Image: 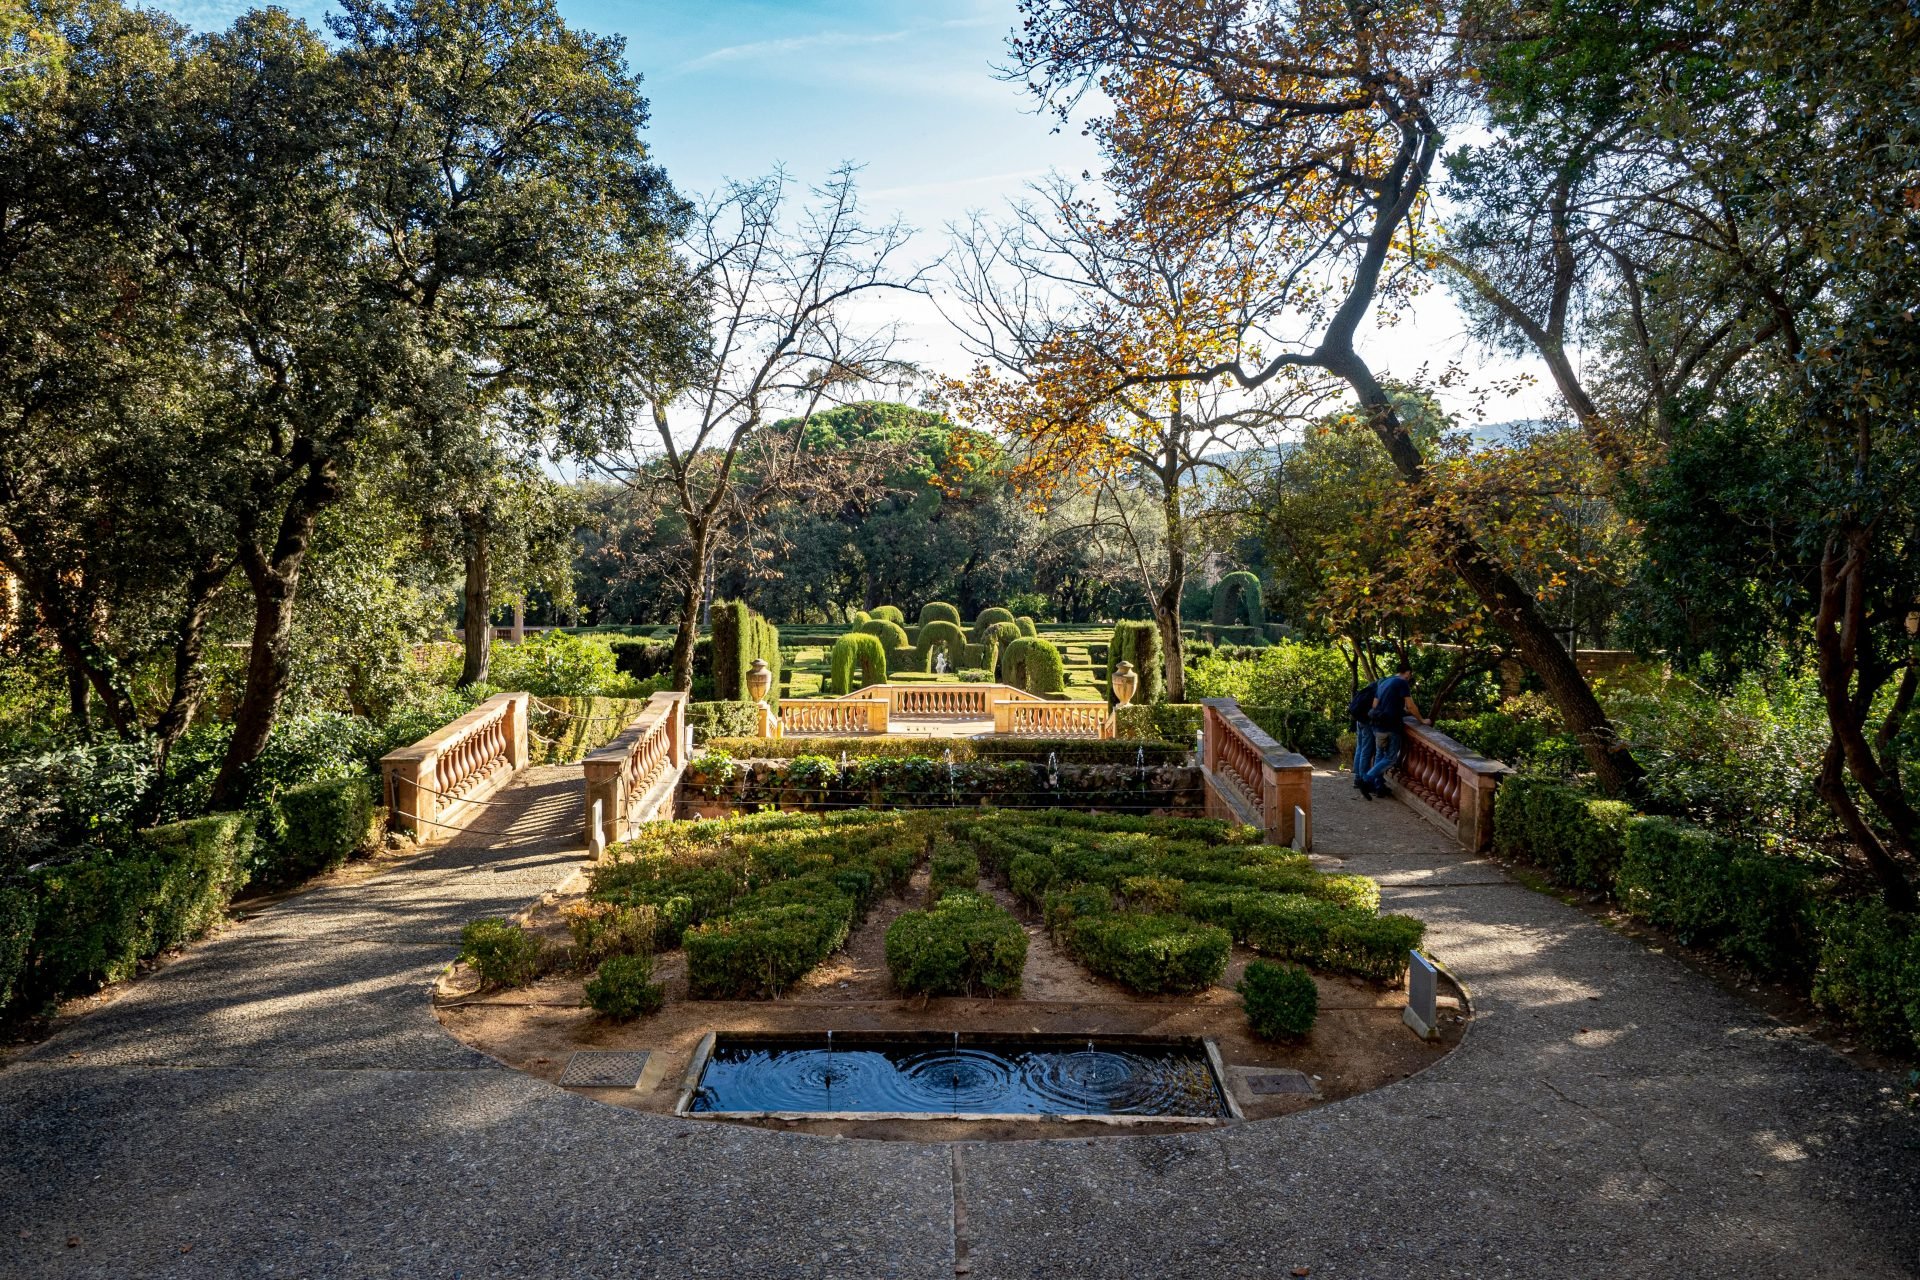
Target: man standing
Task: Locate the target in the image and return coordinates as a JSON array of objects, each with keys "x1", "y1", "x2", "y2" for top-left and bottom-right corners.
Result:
[
  {"x1": 1346, "y1": 675, "x2": 1380, "y2": 793},
  {"x1": 1358, "y1": 659, "x2": 1423, "y2": 798}
]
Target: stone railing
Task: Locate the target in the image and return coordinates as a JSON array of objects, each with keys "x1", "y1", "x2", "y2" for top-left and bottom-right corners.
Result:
[
  {"x1": 584, "y1": 691, "x2": 690, "y2": 852},
  {"x1": 838, "y1": 683, "x2": 1049, "y2": 719},
  {"x1": 992, "y1": 700, "x2": 1115, "y2": 739},
  {"x1": 1199, "y1": 698, "x2": 1311, "y2": 850},
  {"x1": 1386, "y1": 719, "x2": 1509, "y2": 852},
  {"x1": 381, "y1": 692, "x2": 529, "y2": 843},
  {"x1": 774, "y1": 697, "x2": 889, "y2": 737}
]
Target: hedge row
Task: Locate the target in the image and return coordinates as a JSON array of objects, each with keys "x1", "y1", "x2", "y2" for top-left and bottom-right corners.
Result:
[
  {"x1": 1112, "y1": 701, "x2": 1342, "y2": 759},
  {"x1": 828, "y1": 632, "x2": 888, "y2": 694},
  {"x1": 261, "y1": 777, "x2": 378, "y2": 887},
  {"x1": 1000, "y1": 637, "x2": 1067, "y2": 695},
  {"x1": 885, "y1": 890, "x2": 1027, "y2": 996},
  {"x1": 1108, "y1": 620, "x2": 1165, "y2": 705},
  {"x1": 699, "y1": 736, "x2": 1190, "y2": 765},
  {"x1": 688, "y1": 701, "x2": 762, "y2": 743},
  {"x1": 1041, "y1": 884, "x2": 1230, "y2": 993},
  {"x1": 684, "y1": 752, "x2": 1203, "y2": 814},
  {"x1": 529, "y1": 696, "x2": 648, "y2": 766},
  {"x1": 710, "y1": 600, "x2": 781, "y2": 701},
  {"x1": 1493, "y1": 776, "x2": 1917, "y2": 1052}
]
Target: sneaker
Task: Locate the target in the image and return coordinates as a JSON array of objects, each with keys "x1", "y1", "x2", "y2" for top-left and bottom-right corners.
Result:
[{"x1": 1360, "y1": 784, "x2": 1375, "y2": 801}]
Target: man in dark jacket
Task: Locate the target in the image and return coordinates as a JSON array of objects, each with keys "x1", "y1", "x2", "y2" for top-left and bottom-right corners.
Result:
[
  {"x1": 1347, "y1": 677, "x2": 1379, "y2": 792},
  {"x1": 1358, "y1": 659, "x2": 1423, "y2": 797}
]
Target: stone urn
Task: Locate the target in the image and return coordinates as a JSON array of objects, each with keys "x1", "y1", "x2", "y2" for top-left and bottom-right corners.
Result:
[
  {"x1": 1110, "y1": 660, "x2": 1139, "y2": 707},
  {"x1": 745, "y1": 657, "x2": 774, "y2": 704}
]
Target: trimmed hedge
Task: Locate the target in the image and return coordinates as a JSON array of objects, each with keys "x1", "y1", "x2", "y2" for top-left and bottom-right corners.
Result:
[
  {"x1": 585, "y1": 953, "x2": 665, "y2": 1019},
  {"x1": 1179, "y1": 886, "x2": 1423, "y2": 982},
  {"x1": 928, "y1": 844, "x2": 981, "y2": 900},
  {"x1": 688, "y1": 701, "x2": 761, "y2": 744},
  {"x1": 1008, "y1": 852, "x2": 1058, "y2": 908},
  {"x1": 685, "y1": 895, "x2": 854, "y2": 999},
  {"x1": 885, "y1": 890, "x2": 1027, "y2": 996},
  {"x1": 1015, "y1": 616, "x2": 1038, "y2": 637},
  {"x1": 1000, "y1": 636, "x2": 1067, "y2": 695},
  {"x1": 828, "y1": 632, "x2": 889, "y2": 694},
  {"x1": 914, "y1": 619, "x2": 971, "y2": 671},
  {"x1": 700, "y1": 736, "x2": 1191, "y2": 766},
  {"x1": 25, "y1": 813, "x2": 256, "y2": 1001},
  {"x1": 460, "y1": 917, "x2": 543, "y2": 989},
  {"x1": 973, "y1": 606, "x2": 1016, "y2": 643},
  {"x1": 1239, "y1": 959, "x2": 1317, "y2": 1039},
  {"x1": 1211, "y1": 571, "x2": 1266, "y2": 629},
  {"x1": 264, "y1": 777, "x2": 376, "y2": 887},
  {"x1": 919, "y1": 601, "x2": 962, "y2": 627},
  {"x1": 869, "y1": 605, "x2": 905, "y2": 626},
  {"x1": 1491, "y1": 776, "x2": 1632, "y2": 892},
  {"x1": 1115, "y1": 703, "x2": 1204, "y2": 744},
  {"x1": 1108, "y1": 620, "x2": 1165, "y2": 704},
  {"x1": 1811, "y1": 902, "x2": 1920, "y2": 1054},
  {"x1": 982, "y1": 620, "x2": 1021, "y2": 666},
  {"x1": 0, "y1": 886, "x2": 35, "y2": 1009},
  {"x1": 609, "y1": 637, "x2": 672, "y2": 680},
  {"x1": 856, "y1": 618, "x2": 911, "y2": 651},
  {"x1": 1061, "y1": 911, "x2": 1231, "y2": 994},
  {"x1": 710, "y1": 599, "x2": 781, "y2": 700},
  {"x1": 530, "y1": 695, "x2": 650, "y2": 765}
]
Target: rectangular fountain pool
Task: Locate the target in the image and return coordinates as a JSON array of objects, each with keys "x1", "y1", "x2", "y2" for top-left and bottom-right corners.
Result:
[{"x1": 679, "y1": 1031, "x2": 1233, "y2": 1120}]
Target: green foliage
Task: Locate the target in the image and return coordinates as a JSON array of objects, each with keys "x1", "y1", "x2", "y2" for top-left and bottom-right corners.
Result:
[
  {"x1": 584, "y1": 953, "x2": 665, "y2": 1019},
  {"x1": 1015, "y1": 616, "x2": 1039, "y2": 637},
  {"x1": 1060, "y1": 911, "x2": 1231, "y2": 994},
  {"x1": 687, "y1": 701, "x2": 762, "y2": 744},
  {"x1": 263, "y1": 777, "x2": 376, "y2": 887},
  {"x1": 1000, "y1": 637, "x2": 1067, "y2": 695},
  {"x1": 1438, "y1": 692, "x2": 1579, "y2": 772},
  {"x1": 828, "y1": 632, "x2": 888, "y2": 695},
  {"x1": 868, "y1": 605, "x2": 905, "y2": 625},
  {"x1": 856, "y1": 618, "x2": 911, "y2": 651},
  {"x1": 1114, "y1": 703, "x2": 1205, "y2": 745},
  {"x1": 928, "y1": 843, "x2": 981, "y2": 901},
  {"x1": 1186, "y1": 642, "x2": 1347, "y2": 735},
  {"x1": 0, "y1": 885, "x2": 36, "y2": 1009},
  {"x1": 529, "y1": 696, "x2": 652, "y2": 765},
  {"x1": 1180, "y1": 887, "x2": 1422, "y2": 982},
  {"x1": 609, "y1": 637, "x2": 673, "y2": 681},
  {"x1": 1007, "y1": 852, "x2": 1058, "y2": 908},
  {"x1": 914, "y1": 619, "x2": 971, "y2": 671},
  {"x1": 1238, "y1": 959, "x2": 1318, "y2": 1040},
  {"x1": 973, "y1": 606, "x2": 1016, "y2": 643},
  {"x1": 486, "y1": 632, "x2": 625, "y2": 698},
  {"x1": 1108, "y1": 620, "x2": 1165, "y2": 704},
  {"x1": 1042, "y1": 882, "x2": 1115, "y2": 936},
  {"x1": 982, "y1": 620, "x2": 1022, "y2": 664},
  {"x1": 1811, "y1": 902, "x2": 1920, "y2": 1055},
  {"x1": 459, "y1": 918, "x2": 544, "y2": 990},
  {"x1": 700, "y1": 736, "x2": 1189, "y2": 766},
  {"x1": 1615, "y1": 816, "x2": 1818, "y2": 972},
  {"x1": 1491, "y1": 777, "x2": 1634, "y2": 892},
  {"x1": 919, "y1": 601, "x2": 962, "y2": 627},
  {"x1": 564, "y1": 901, "x2": 659, "y2": 968},
  {"x1": 885, "y1": 890, "x2": 1027, "y2": 996},
  {"x1": 1211, "y1": 571, "x2": 1266, "y2": 628},
  {"x1": 685, "y1": 895, "x2": 854, "y2": 999},
  {"x1": 710, "y1": 600, "x2": 782, "y2": 701}
]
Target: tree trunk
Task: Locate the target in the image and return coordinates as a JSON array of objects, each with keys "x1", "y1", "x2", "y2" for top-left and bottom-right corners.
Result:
[
  {"x1": 61, "y1": 647, "x2": 91, "y2": 738},
  {"x1": 669, "y1": 523, "x2": 710, "y2": 693},
  {"x1": 1158, "y1": 479, "x2": 1187, "y2": 704},
  {"x1": 152, "y1": 563, "x2": 229, "y2": 765},
  {"x1": 459, "y1": 511, "x2": 492, "y2": 688}
]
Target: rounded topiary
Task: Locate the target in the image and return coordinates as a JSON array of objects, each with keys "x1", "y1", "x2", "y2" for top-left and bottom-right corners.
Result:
[
  {"x1": 828, "y1": 631, "x2": 888, "y2": 694},
  {"x1": 459, "y1": 918, "x2": 544, "y2": 989},
  {"x1": 919, "y1": 601, "x2": 963, "y2": 627},
  {"x1": 981, "y1": 620, "x2": 1020, "y2": 671},
  {"x1": 857, "y1": 618, "x2": 911, "y2": 651},
  {"x1": 1238, "y1": 959, "x2": 1318, "y2": 1040},
  {"x1": 869, "y1": 605, "x2": 905, "y2": 625},
  {"x1": 973, "y1": 606, "x2": 1016, "y2": 643},
  {"x1": 1212, "y1": 571, "x2": 1266, "y2": 629},
  {"x1": 914, "y1": 619, "x2": 969, "y2": 671},
  {"x1": 885, "y1": 891, "x2": 1027, "y2": 997},
  {"x1": 585, "y1": 953, "x2": 666, "y2": 1020},
  {"x1": 1000, "y1": 636, "x2": 1066, "y2": 694},
  {"x1": 1107, "y1": 620, "x2": 1165, "y2": 704},
  {"x1": 1015, "y1": 616, "x2": 1038, "y2": 637},
  {"x1": 850, "y1": 609, "x2": 870, "y2": 625}
]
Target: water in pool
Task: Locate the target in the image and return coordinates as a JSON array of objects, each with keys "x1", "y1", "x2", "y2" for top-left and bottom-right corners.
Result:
[{"x1": 687, "y1": 1035, "x2": 1228, "y2": 1117}]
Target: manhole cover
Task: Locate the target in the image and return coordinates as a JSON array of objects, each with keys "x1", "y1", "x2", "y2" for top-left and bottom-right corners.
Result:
[
  {"x1": 558, "y1": 1051, "x2": 650, "y2": 1089},
  {"x1": 1242, "y1": 1069, "x2": 1316, "y2": 1097}
]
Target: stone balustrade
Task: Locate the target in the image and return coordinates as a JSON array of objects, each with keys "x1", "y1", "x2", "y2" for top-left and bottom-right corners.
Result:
[
  {"x1": 775, "y1": 697, "x2": 890, "y2": 736},
  {"x1": 991, "y1": 700, "x2": 1114, "y2": 739},
  {"x1": 583, "y1": 691, "x2": 690, "y2": 852},
  {"x1": 1199, "y1": 698, "x2": 1312, "y2": 850},
  {"x1": 836, "y1": 683, "x2": 1050, "y2": 719},
  {"x1": 380, "y1": 692, "x2": 529, "y2": 843},
  {"x1": 1386, "y1": 719, "x2": 1509, "y2": 852}
]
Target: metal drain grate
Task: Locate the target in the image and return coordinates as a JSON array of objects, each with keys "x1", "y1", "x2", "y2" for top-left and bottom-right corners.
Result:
[
  {"x1": 1242, "y1": 1068, "x2": 1317, "y2": 1096},
  {"x1": 558, "y1": 1050, "x2": 650, "y2": 1089}
]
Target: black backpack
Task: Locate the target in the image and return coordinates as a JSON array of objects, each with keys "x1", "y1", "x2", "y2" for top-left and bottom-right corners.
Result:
[{"x1": 1345, "y1": 681, "x2": 1378, "y2": 723}]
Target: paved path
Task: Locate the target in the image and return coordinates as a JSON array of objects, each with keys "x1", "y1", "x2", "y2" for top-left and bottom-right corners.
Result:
[{"x1": 3, "y1": 767, "x2": 1916, "y2": 1279}]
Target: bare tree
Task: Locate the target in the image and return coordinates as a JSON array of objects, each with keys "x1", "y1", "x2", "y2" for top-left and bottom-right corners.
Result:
[{"x1": 590, "y1": 167, "x2": 928, "y2": 691}]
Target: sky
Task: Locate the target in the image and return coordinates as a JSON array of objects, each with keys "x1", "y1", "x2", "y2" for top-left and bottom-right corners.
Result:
[{"x1": 156, "y1": 0, "x2": 1557, "y2": 425}]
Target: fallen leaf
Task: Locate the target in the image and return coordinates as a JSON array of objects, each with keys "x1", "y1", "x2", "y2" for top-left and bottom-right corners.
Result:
[
  {"x1": 67, "y1": 1236, "x2": 80, "y2": 1248},
  {"x1": 180, "y1": 1244, "x2": 194, "y2": 1254},
  {"x1": 1292, "y1": 1268, "x2": 1311, "y2": 1277}
]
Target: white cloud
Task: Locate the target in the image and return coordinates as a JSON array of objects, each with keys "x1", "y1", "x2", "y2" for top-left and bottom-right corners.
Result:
[{"x1": 682, "y1": 29, "x2": 913, "y2": 72}]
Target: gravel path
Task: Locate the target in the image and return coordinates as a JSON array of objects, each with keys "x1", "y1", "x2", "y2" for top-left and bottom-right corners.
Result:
[{"x1": 2, "y1": 765, "x2": 1915, "y2": 1279}]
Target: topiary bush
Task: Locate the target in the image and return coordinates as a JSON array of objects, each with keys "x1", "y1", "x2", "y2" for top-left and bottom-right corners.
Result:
[
  {"x1": 584, "y1": 952, "x2": 665, "y2": 1019},
  {"x1": 1211, "y1": 570, "x2": 1266, "y2": 628},
  {"x1": 885, "y1": 890, "x2": 1027, "y2": 996},
  {"x1": 973, "y1": 606, "x2": 1016, "y2": 644},
  {"x1": 857, "y1": 618, "x2": 911, "y2": 652},
  {"x1": 869, "y1": 605, "x2": 905, "y2": 625},
  {"x1": 1239, "y1": 959, "x2": 1318, "y2": 1039},
  {"x1": 914, "y1": 619, "x2": 970, "y2": 672},
  {"x1": 1061, "y1": 911, "x2": 1231, "y2": 994},
  {"x1": 1000, "y1": 637, "x2": 1067, "y2": 695},
  {"x1": 563, "y1": 901, "x2": 659, "y2": 968},
  {"x1": 1015, "y1": 616, "x2": 1038, "y2": 637},
  {"x1": 1108, "y1": 620, "x2": 1165, "y2": 704},
  {"x1": 1811, "y1": 901, "x2": 1920, "y2": 1054},
  {"x1": 828, "y1": 632, "x2": 889, "y2": 694},
  {"x1": 709, "y1": 600, "x2": 782, "y2": 700},
  {"x1": 928, "y1": 844, "x2": 981, "y2": 900},
  {"x1": 460, "y1": 918, "x2": 544, "y2": 989},
  {"x1": 263, "y1": 777, "x2": 376, "y2": 887},
  {"x1": 684, "y1": 895, "x2": 855, "y2": 999},
  {"x1": 981, "y1": 620, "x2": 1021, "y2": 669},
  {"x1": 919, "y1": 601, "x2": 963, "y2": 627},
  {"x1": 1008, "y1": 852, "x2": 1058, "y2": 908}
]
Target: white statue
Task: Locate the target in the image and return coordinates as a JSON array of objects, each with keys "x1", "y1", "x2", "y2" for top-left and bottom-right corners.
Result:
[{"x1": 934, "y1": 650, "x2": 949, "y2": 675}]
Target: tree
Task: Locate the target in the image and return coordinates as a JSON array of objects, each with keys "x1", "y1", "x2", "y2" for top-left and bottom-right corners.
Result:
[
  {"x1": 942, "y1": 176, "x2": 1330, "y2": 701},
  {"x1": 586, "y1": 168, "x2": 924, "y2": 691},
  {"x1": 1008, "y1": 0, "x2": 1645, "y2": 793}
]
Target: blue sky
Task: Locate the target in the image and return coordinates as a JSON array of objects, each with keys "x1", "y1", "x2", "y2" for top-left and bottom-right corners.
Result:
[{"x1": 154, "y1": 0, "x2": 1550, "y2": 422}]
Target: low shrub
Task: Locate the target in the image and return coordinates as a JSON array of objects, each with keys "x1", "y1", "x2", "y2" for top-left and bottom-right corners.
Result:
[
  {"x1": 1007, "y1": 852, "x2": 1058, "y2": 907},
  {"x1": 687, "y1": 701, "x2": 761, "y2": 744},
  {"x1": 563, "y1": 901, "x2": 659, "y2": 968},
  {"x1": 0, "y1": 885, "x2": 36, "y2": 1009},
  {"x1": 1000, "y1": 637, "x2": 1067, "y2": 695},
  {"x1": 1062, "y1": 911, "x2": 1231, "y2": 994},
  {"x1": 1114, "y1": 703, "x2": 1204, "y2": 745},
  {"x1": 698, "y1": 736, "x2": 1190, "y2": 766},
  {"x1": 460, "y1": 918, "x2": 544, "y2": 989},
  {"x1": 1183, "y1": 888, "x2": 1422, "y2": 982},
  {"x1": 1239, "y1": 959, "x2": 1318, "y2": 1039},
  {"x1": 1811, "y1": 901, "x2": 1920, "y2": 1054},
  {"x1": 1118, "y1": 874, "x2": 1183, "y2": 912},
  {"x1": 1492, "y1": 776, "x2": 1632, "y2": 891},
  {"x1": 487, "y1": 631, "x2": 624, "y2": 698},
  {"x1": 885, "y1": 891, "x2": 1027, "y2": 996},
  {"x1": 919, "y1": 601, "x2": 963, "y2": 627},
  {"x1": 868, "y1": 605, "x2": 906, "y2": 626},
  {"x1": 684, "y1": 893, "x2": 854, "y2": 999},
  {"x1": 1042, "y1": 881, "x2": 1113, "y2": 937},
  {"x1": 928, "y1": 845, "x2": 980, "y2": 900},
  {"x1": 264, "y1": 777, "x2": 376, "y2": 886},
  {"x1": 584, "y1": 953, "x2": 665, "y2": 1019}
]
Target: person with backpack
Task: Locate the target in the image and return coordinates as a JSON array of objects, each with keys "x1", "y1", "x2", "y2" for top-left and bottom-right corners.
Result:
[
  {"x1": 1358, "y1": 658, "x2": 1423, "y2": 799},
  {"x1": 1346, "y1": 675, "x2": 1379, "y2": 792}
]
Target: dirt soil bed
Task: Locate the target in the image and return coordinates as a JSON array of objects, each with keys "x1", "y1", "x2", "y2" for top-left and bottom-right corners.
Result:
[{"x1": 434, "y1": 867, "x2": 1468, "y2": 1141}]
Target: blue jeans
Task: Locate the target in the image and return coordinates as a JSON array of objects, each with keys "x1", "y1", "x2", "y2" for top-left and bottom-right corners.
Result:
[
  {"x1": 1360, "y1": 726, "x2": 1404, "y2": 789},
  {"x1": 1351, "y1": 720, "x2": 1375, "y2": 780}
]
